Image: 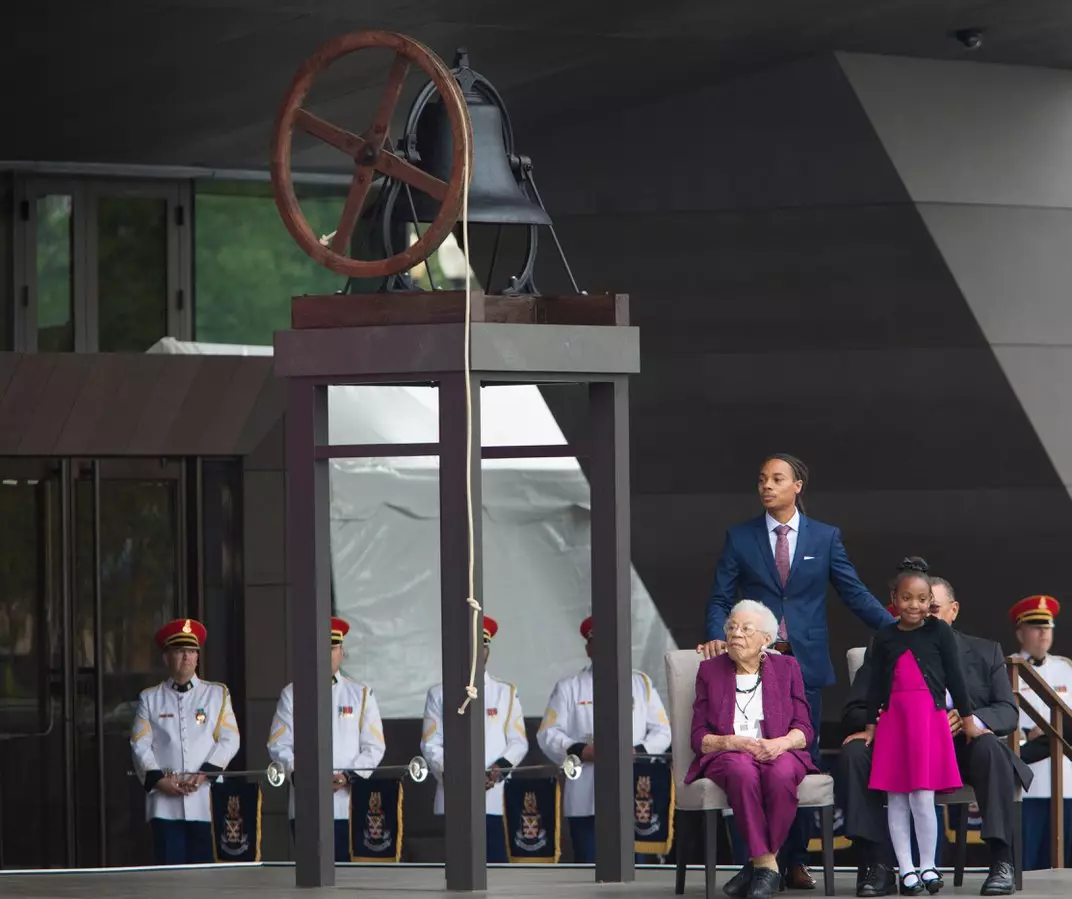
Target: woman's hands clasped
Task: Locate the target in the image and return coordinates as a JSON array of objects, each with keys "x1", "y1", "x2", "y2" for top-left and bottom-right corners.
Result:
[{"x1": 732, "y1": 735, "x2": 790, "y2": 762}]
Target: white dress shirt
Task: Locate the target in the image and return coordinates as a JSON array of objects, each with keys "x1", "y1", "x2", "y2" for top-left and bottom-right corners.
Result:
[
  {"x1": 130, "y1": 676, "x2": 241, "y2": 822},
  {"x1": 421, "y1": 672, "x2": 530, "y2": 816},
  {"x1": 732, "y1": 673, "x2": 764, "y2": 740},
  {"x1": 537, "y1": 666, "x2": 672, "y2": 818},
  {"x1": 267, "y1": 675, "x2": 387, "y2": 820},
  {"x1": 766, "y1": 509, "x2": 800, "y2": 562}
]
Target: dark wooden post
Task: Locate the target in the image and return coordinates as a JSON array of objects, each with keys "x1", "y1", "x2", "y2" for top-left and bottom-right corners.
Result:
[
  {"x1": 287, "y1": 382, "x2": 335, "y2": 886},
  {"x1": 439, "y1": 373, "x2": 487, "y2": 889},
  {"x1": 589, "y1": 377, "x2": 634, "y2": 882}
]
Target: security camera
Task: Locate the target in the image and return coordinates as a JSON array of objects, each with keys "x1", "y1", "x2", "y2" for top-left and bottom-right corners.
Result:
[{"x1": 954, "y1": 28, "x2": 983, "y2": 50}]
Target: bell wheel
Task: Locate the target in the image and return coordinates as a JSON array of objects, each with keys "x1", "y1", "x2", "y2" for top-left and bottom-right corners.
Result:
[{"x1": 270, "y1": 31, "x2": 473, "y2": 280}]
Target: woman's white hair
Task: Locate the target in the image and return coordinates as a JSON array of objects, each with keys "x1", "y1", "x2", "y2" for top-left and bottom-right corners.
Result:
[{"x1": 728, "y1": 599, "x2": 779, "y2": 641}]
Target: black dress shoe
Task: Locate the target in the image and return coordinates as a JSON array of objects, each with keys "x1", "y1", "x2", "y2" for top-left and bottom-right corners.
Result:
[
  {"x1": 724, "y1": 864, "x2": 754, "y2": 898},
  {"x1": 920, "y1": 869, "x2": 943, "y2": 895},
  {"x1": 747, "y1": 867, "x2": 784, "y2": 899},
  {"x1": 857, "y1": 863, "x2": 894, "y2": 897},
  {"x1": 899, "y1": 872, "x2": 924, "y2": 896},
  {"x1": 980, "y1": 862, "x2": 1015, "y2": 896}
]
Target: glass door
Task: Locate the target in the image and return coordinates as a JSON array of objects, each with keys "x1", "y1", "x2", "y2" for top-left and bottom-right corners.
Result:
[
  {"x1": 72, "y1": 460, "x2": 184, "y2": 867},
  {"x1": 0, "y1": 459, "x2": 185, "y2": 869},
  {"x1": 13, "y1": 176, "x2": 191, "y2": 353},
  {"x1": 0, "y1": 461, "x2": 65, "y2": 868},
  {"x1": 16, "y1": 179, "x2": 87, "y2": 352},
  {"x1": 86, "y1": 182, "x2": 189, "y2": 352}
]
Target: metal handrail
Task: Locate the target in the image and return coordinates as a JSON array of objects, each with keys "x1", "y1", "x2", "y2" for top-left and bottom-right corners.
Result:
[{"x1": 1007, "y1": 657, "x2": 1072, "y2": 868}]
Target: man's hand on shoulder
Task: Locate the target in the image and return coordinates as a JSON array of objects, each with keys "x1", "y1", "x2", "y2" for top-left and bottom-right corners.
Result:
[{"x1": 697, "y1": 640, "x2": 727, "y2": 659}]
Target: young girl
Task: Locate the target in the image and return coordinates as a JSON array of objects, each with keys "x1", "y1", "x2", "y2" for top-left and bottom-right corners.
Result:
[{"x1": 866, "y1": 557, "x2": 978, "y2": 895}]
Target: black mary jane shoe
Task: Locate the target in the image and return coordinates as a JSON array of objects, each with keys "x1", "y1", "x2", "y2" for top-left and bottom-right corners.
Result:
[
  {"x1": 746, "y1": 867, "x2": 783, "y2": 899},
  {"x1": 724, "y1": 863, "x2": 754, "y2": 899},
  {"x1": 919, "y1": 869, "x2": 943, "y2": 895},
  {"x1": 899, "y1": 872, "x2": 925, "y2": 896}
]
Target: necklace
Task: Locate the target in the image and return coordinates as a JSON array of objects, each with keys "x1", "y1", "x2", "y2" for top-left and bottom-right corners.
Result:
[{"x1": 734, "y1": 666, "x2": 762, "y2": 721}]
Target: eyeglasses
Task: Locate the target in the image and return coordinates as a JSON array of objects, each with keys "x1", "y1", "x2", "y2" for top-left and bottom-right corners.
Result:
[{"x1": 724, "y1": 623, "x2": 759, "y2": 637}]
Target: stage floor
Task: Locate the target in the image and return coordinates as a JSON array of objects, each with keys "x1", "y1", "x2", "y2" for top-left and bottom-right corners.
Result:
[{"x1": 2, "y1": 865, "x2": 1072, "y2": 898}]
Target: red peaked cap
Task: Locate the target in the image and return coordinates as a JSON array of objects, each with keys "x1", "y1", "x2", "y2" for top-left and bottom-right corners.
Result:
[
  {"x1": 1010, "y1": 595, "x2": 1060, "y2": 627},
  {"x1": 331, "y1": 617, "x2": 350, "y2": 645},
  {"x1": 580, "y1": 616, "x2": 593, "y2": 640},
  {"x1": 483, "y1": 616, "x2": 498, "y2": 644},
  {"x1": 155, "y1": 618, "x2": 207, "y2": 650}
]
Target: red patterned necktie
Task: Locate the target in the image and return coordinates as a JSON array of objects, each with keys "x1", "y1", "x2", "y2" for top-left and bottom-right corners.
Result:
[{"x1": 774, "y1": 524, "x2": 791, "y2": 641}]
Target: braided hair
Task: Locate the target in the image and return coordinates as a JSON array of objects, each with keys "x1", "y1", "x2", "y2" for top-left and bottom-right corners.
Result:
[
  {"x1": 762, "y1": 453, "x2": 810, "y2": 514},
  {"x1": 890, "y1": 555, "x2": 931, "y2": 594}
]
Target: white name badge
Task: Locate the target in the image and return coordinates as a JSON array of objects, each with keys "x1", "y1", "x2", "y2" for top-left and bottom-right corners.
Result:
[{"x1": 734, "y1": 718, "x2": 762, "y2": 740}]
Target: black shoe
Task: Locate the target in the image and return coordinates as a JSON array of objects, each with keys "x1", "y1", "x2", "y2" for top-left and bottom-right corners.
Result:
[
  {"x1": 920, "y1": 869, "x2": 943, "y2": 895},
  {"x1": 980, "y1": 862, "x2": 1014, "y2": 896},
  {"x1": 899, "y1": 872, "x2": 924, "y2": 896},
  {"x1": 747, "y1": 867, "x2": 783, "y2": 899},
  {"x1": 724, "y1": 864, "x2": 754, "y2": 898},
  {"x1": 857, "y1": 863, "x2": 895, "y2": 897}
]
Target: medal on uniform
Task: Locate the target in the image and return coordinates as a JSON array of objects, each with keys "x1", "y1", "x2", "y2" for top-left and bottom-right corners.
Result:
[
  {"x1": 195, "y1": 708, "x2": 207, "y2": 725},
  {"x1": 487, "y1": 707, "x2": 498, "y2": 717},
  {"x1": 339, "y1": 705, "x2": 354, "y2": 718}
]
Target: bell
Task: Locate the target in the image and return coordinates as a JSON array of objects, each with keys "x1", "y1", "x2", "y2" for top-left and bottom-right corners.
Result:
[{"x1": 402, "y1": 89, "x2": 552, "y2": 226}]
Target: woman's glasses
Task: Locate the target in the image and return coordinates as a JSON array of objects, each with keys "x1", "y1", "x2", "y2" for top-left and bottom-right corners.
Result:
[{"x1": 723, "y1": 623, "x2": 759, "y2": 637}]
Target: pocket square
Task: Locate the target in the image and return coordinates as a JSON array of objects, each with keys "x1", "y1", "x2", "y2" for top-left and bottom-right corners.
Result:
[{"x1": 803, "y1": 555, "x2": 816, "y2": 560}]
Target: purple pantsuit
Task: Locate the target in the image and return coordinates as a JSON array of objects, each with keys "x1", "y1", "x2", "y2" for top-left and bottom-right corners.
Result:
[{"x1": 684, "y1": 653, "x2": 817, "y2": 859}]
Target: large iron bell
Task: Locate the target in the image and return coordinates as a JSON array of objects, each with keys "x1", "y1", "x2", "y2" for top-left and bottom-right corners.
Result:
[{"x1": 402, "y1": 89, "x2": 552, "y2": 226}]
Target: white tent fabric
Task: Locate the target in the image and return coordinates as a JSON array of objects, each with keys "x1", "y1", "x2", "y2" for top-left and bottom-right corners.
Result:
[{"x1": 149, "y1": 339, "x2": 679, "y2": 718}]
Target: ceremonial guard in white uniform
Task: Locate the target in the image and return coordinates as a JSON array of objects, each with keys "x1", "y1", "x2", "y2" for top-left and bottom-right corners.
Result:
[
  {"x1": 1011, "y1": 595, "x2": 1072, "y2": 869},
  {"x1": 421, "y1": 616, "x2": 529, "y2": 863},
  {"x1": 268, "y1": 617, "x2": 386, "y2": 862},
  {"x1": 130, "y1": 618, "x2": 241, "y2": 865},
  {"x1": 537, "y1": 616, "x2": 672, "y2": 862}
]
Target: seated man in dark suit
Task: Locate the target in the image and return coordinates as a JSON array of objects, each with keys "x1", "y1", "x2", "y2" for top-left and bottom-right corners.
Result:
[{"x1": 839, "y1": 577, "x2": 1032, "y2": 897}]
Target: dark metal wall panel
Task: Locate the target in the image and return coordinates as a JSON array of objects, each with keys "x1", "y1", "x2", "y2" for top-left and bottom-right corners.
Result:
[
  {"x1": 235, "y1": 383, "x2": 287, "y2": 460},
  {"x1": 0, "y1": 355, "x2": 57, "y2": 453},
  {"x1": 124, "y1": 356, "x2": 204, "y2": 455},
  {"x1": 162, "y1": 357, "x2": 244, "y2": 454},
  {"x1": 0, "y1": 352, "x2": 279, "y2": 457},
  {"x1": 15, "y1": 354, "x2": 93, "y2": 454},
  {"x1": 212, "y1": 360, "x2": 276, "y2": 455}
]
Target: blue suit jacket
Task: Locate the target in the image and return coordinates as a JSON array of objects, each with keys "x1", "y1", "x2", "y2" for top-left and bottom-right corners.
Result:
[{"x1": 704, "y1": 514, "x2": 893, "y2": 688}]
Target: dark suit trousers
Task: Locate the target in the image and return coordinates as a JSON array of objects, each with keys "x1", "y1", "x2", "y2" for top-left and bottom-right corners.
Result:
[{"x1": 839, "y1": 732, "x2": 1015, "y2": 850}]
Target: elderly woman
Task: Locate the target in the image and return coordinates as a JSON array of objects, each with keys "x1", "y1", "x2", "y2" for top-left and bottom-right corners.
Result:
[{"x1": 685, "y1": 600, "x2": 817, "y2": 899}]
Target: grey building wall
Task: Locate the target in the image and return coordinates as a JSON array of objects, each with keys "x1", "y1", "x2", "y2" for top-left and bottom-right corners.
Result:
[
  {"x1": 840, "y1": 52, "x2": 1072, "y2": 502},
  {"x1": 521, "y1": 52, "x2": 1072, "y2": 732}
]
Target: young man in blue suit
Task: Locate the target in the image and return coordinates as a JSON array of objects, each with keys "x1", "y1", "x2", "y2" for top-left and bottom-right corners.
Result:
[{"x1": 698, "y1": 453, "x2": 893, "y2": 888}]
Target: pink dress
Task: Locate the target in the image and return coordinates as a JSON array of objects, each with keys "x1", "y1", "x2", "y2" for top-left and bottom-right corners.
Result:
[{"x1": 869, "y1": 651, "x2": 962, "y2": 793}]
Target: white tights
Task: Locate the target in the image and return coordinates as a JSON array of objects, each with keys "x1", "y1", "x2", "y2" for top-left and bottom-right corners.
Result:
[{"x1": 887, "y1": 791, "x2": 939, "y2": 885}]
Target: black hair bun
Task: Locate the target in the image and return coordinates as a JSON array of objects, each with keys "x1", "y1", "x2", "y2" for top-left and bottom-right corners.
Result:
[{"x1": 897, "y1": 556, "x2": 929, "y2": 574}]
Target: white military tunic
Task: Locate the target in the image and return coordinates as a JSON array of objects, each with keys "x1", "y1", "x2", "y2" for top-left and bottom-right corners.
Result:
[
  {"x1": 130, "y1": 676, "x2": 240, "y2": 822},
  {"x1": 1017, "y1": 650, "x2": 1072, "y2": 799},
  {"x1": 267, "y1": 675, "x2": 386, "y2": 820},
  {"x1": 421, "y1": 672, "x2": 529, "y2": 815},
  {"x1": 537, "y1": 666, "x2": 672, "y2": 818}
]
